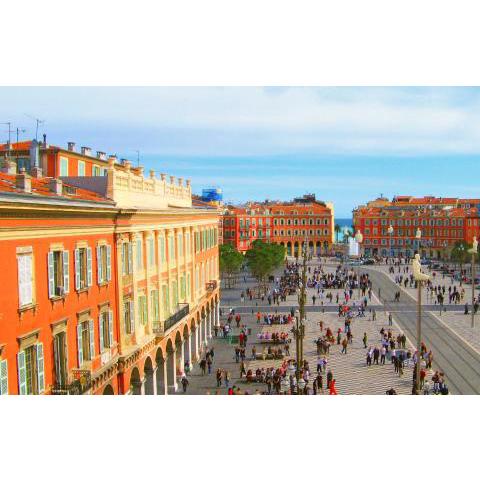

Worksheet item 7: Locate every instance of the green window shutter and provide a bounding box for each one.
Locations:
[108,310,114,347]
[106,245,112,281]
[0,359,8,395]
[89,320,95,359]
[128,243,133,274]
[96,246,102,284]
[86,247,93,287]
[53,335,61,383]
[129,301,135,333]
[17,351,27,395]
[99,314,104,352]
[74,248,80,290]
[36,343,45,394]
[62,250,70,293]
[48,252,55,298]
[77,324,83,366]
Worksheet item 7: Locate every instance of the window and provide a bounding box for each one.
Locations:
[48,250,70,298]
[185,232,190,256]
[92,165,101,176]
[162,284,170,317]
[124,299,135,334]
[78,160,85,176]
[172,280,178,307]
[121,242,133,275]
[136,239,143,270]
[18,344,45,395]
[151,290,159,323]
[147,236,155,267]
[74,246,93,290]
[138,295,148,325]
[159,236,166,262]
[17,252,34,307]
[96,244,112,284]
[59,157,69,176]
[77,319,95,366]
[53,332,68,385]
[0,359,8,395]
[169,235,175,260]
[180,275,186,300]
[178,233,183,257]
[99,310,113,351]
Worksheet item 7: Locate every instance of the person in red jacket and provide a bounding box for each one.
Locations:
[329,379,338,395]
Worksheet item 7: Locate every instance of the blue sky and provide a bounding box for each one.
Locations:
[1,87,479,217]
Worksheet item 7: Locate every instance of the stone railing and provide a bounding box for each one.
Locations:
[107,159,192,209]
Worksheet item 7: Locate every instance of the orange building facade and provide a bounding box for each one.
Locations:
[353,195,480,259]
[0,141,220,395]
[222,194,335,256]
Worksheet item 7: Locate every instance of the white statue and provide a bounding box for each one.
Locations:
[412,253,430,282]
[469,236,478,254]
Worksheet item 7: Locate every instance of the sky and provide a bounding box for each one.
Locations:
[1,86,479,217]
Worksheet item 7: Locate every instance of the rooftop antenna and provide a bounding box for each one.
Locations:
[16,127,27,144]
[24,114,45,141]
[1,122,14,144]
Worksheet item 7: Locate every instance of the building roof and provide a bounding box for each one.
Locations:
[0,172,113,204]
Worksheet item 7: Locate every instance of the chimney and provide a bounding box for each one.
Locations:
[67,142,76,152]
[42,134,47,146]
[81,146,92,156]
[16,170,32,193]
[96,151,107,161]
[108,155,117,169]
[149,169,156,179]
[48,178,63,196]
[1,156,17,175]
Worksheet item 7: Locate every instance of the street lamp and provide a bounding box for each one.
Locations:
[469,236,478,328]
[412,252,430,394]
[292,237,308,394]
[355,230,363,298]
[388,224,394,260]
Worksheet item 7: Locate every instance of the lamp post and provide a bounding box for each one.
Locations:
[412,247,429,394]
[355,230,363,298]
[469,236,478,328]
[292,236,307,394]
[388,224,394,260]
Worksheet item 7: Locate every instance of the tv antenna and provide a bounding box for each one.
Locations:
[24,114,45,141]
[1,122,14,144]
[16,127,27,144]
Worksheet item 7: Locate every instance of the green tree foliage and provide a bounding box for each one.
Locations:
[334,223,341,243]
[451,240,470,271]
[219,244,243,288]
[245,240,285,294]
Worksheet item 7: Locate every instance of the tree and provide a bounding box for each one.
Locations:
[219,244,243,288]
[245,240,285,296]
[334,223,341,243]
[451,240,470,275]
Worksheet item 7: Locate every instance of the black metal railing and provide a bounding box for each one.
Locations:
[51,369,92,395]
[164,303,189,331]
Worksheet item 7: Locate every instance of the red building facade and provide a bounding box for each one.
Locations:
[222,194,335,256]
[353,195,480,258]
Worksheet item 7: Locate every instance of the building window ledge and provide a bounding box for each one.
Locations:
[50,295,67,304]
[76,287,89,295]
[18,303,38,314]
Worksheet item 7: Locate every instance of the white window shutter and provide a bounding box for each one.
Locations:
[106,245,112,281]
[24,255,33,305]
[89,320,95,359]
[48,252,55,298]
[74,248,80,290]
[17,255,26,307]
[17,351,27,395]
[99,313,104,352]
[63,250,70,293]
[36,343,45,394]
[87,247,93,287]
[77,324,83,367]
[0,359,8,395]
[96,246,102,284]
[129,301,135,333]
[108,310,114,347]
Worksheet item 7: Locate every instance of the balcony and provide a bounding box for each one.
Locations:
[206,280,218,292]
[152,303,189,335]
[50,369,92,395]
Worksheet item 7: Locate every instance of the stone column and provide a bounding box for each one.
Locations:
[186,332,192,371]
[208,309,213,339]
[215,301,220,326]
[156,360,168,395]
[140,377,146,395]
[167,349,177,393]
[180,339,185,373]
[152,368,158,395]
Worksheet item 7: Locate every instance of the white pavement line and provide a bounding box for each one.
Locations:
[373,267,480,357]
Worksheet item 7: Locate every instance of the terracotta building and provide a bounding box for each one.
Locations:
[222,194,335,256]
[353,195,480,259]
[0,142,220,395]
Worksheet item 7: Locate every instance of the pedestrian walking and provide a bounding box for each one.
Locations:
[181,375,189,393]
